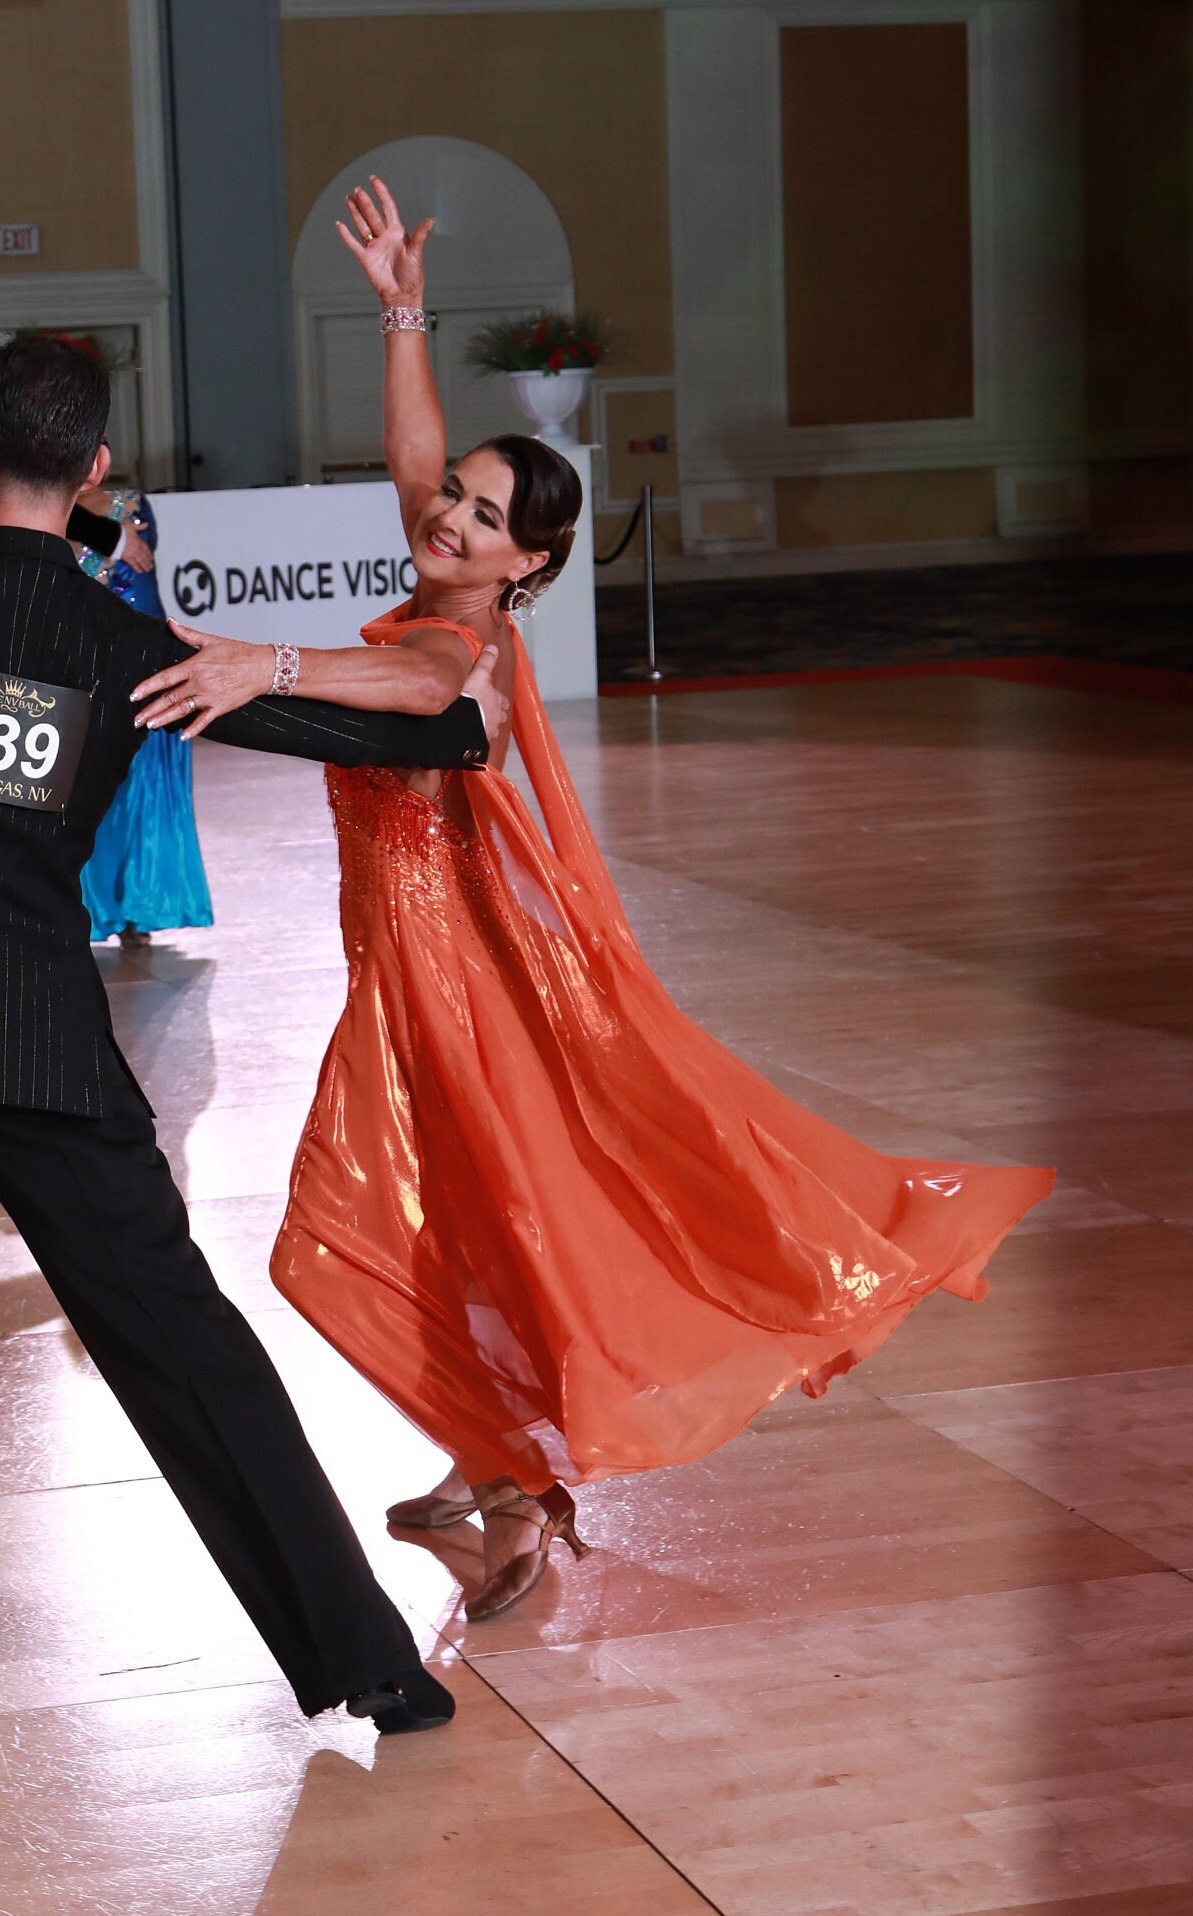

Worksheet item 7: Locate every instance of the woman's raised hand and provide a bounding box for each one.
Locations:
[337,175,434,309]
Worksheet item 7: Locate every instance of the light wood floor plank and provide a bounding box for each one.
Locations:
[2,674,1189,1911]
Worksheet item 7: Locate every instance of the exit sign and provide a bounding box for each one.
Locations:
[1,224,40,257]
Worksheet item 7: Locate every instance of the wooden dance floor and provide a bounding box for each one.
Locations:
[2,670,1191,1915]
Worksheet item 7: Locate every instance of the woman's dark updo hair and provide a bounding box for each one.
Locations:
[476,435,583,612]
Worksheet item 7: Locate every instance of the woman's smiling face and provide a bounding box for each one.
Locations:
[415,447,548,596]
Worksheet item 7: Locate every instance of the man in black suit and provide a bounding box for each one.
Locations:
[0,336,500,1732]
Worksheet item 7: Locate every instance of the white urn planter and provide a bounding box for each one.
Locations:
[507,368,592,445]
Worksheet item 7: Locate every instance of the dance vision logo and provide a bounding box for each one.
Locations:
[173,561,217,618]
[173,555,417,616]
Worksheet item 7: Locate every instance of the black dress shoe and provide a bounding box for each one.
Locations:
[345,1666,456,1735]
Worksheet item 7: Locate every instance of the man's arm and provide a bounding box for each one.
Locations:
[67,504,121,556]
[121,608,492,767]
[200,688,489,768]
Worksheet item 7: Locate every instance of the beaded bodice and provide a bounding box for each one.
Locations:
[326,764,490,980]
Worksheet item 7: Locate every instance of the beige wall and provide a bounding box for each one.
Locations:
[1082,0,1192,439]
[1079,2,1193,545]
[597,470,995,572]
[0,0,140,277]
[280,6,1193,564]
[781,23,974,429]
[279,8,672,376]
[594,503,683,565]
[777,469,996,550]
[1089,459,1193,537]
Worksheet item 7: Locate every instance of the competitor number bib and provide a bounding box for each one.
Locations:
[0,673,93,813]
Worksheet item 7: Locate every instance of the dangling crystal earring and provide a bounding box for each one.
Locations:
[506,584,537,616]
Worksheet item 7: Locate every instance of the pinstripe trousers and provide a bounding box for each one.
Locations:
[0,1043,419,1716]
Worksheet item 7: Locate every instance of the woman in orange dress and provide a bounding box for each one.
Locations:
[137,179,1053,1623]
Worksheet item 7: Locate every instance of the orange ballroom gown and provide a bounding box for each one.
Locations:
[271,606,1053,1494]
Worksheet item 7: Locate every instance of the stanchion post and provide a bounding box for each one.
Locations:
[643,482,662,683]
[617,483,664,685]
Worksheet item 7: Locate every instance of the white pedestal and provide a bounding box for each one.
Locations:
[152,450,599,701]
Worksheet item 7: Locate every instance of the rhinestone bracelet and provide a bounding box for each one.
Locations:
[270,642,301,696]
[380,305,426,335]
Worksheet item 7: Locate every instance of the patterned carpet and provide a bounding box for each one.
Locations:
[595,551,1193,685]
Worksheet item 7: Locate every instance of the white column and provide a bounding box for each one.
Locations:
[983,0,1084,449]
[666,6,784,550]
[984,0,1086,536]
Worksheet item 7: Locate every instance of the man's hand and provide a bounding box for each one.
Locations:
[462,644,508,743]
[120,525,154,573]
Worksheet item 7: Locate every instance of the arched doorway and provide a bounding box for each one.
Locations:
[293,136,575,480]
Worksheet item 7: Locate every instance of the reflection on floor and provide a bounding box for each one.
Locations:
[2,671,1191,1915]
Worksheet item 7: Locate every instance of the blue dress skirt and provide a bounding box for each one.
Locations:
[78,493,214,941]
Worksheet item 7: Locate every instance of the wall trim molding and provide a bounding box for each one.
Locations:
[125,0,174,489]
[293,135,576,479]
[681,427,1193,485]
[764,0,998,469]
[665,3,1005,545]
[282,0,766,15]
[664,0,1111,554]
[589,376,679,513]
[282,0,1039,14]
[596,526,1193,592]
[0,0,175,488]
[776,0,990,20]
[0,269,166,325]
[128,0,170,290]
[665,7,788,529]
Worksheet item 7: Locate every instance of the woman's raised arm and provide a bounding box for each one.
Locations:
[338,177,445,542]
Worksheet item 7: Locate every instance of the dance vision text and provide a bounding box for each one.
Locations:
[173,554,419,621]
[224,556,418,606]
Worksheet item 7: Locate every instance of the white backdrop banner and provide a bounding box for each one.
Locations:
[151,456,598,701]
[152,482,416,650]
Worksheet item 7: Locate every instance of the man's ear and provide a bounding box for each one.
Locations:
[78,441,112,495]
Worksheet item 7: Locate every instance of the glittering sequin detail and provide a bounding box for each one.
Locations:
[78,549,114,586]
[327,766,514,981]
[108,488,143,523]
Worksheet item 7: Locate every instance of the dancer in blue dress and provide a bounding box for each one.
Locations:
[74,487,213,945]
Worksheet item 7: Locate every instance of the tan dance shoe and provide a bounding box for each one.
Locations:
[385,1484,479,1530]
[465,1482,590,1622]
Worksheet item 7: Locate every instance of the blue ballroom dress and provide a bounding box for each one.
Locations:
[77,490,214,942]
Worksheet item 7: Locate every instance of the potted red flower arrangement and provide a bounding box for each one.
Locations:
[465,311,614,445]
[14,329,132,375]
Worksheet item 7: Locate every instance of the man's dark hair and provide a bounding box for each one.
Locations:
[0,335,111,493]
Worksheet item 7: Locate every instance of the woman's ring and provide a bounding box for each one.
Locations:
[186,696,196,715]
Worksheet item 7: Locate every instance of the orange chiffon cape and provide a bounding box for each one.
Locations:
[270,606,1052,1492]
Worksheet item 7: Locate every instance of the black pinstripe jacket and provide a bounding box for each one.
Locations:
[0,527,488,1117]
